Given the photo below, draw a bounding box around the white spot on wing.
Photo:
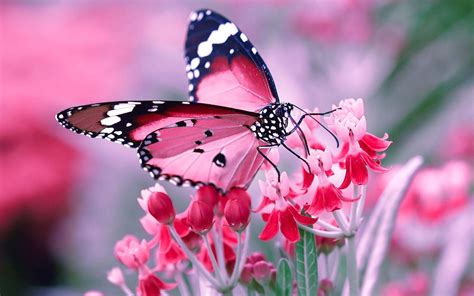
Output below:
[197,22,239,58]
[101,116,121,126]
[100,127,114,134]
[190,57,200,70]
[240,33,248,42]
[107,106,134,116]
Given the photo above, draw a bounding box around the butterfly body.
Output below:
[55,9,315,192]
[250,103,293,145]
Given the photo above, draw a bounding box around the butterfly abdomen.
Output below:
[250,103,293,145]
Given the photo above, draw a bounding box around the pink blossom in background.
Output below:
[381,272,430,296]
[0,3,143,235]
[291,0,375,44]
[0,5,140,119]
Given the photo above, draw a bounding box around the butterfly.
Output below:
[56,9,332,193]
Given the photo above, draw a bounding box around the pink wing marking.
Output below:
[138,118,270,192]
[195,55,275,112]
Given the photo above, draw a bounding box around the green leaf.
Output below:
[295,227,319,296]
[276,258,293,296]
[249,279,266,295]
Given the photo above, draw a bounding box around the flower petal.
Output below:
[349,154,369,185]
[279,209,300,242]
[287,205,318,225]
[258,209,280,241]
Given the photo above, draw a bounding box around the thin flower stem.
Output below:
[204,235,225,285]
[298,223,345,239]
[229,231,244,285]
[333,210,351,235]
[176,272,191,296]
[120,284,134,296]
[317,219,341,232]
[238,226,250,275]
[324,254,330,278]
[330,248,341,282]
[355,185,366,227]
[168,225,221,288]
[213,219,228,280]
[346,235,359,296]
[349,186,361,232]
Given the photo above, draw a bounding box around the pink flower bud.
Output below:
[253,261,273,282]
[187,200,214,234]
[147,192,175,224]
[196,185,219,208]
[318,279,334,295]
[107,267,125,286]
[114,235,150,269]
[239,263,253,285]
[224,189,251,232]
[248,252,266,264]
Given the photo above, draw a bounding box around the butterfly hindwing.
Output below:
[138,117,270,192]
[56,100,258,148]
[184,9,279,112]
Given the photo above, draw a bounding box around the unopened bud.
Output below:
[147,192,175,224]
[187,200,214,234]
[224,189,251,232]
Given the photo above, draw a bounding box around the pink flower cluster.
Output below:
[257,98,390,242]
[99,183,252,294]
[91,98,391,294]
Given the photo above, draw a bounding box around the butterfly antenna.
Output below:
[292,104,340,148]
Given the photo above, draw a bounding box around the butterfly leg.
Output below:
[289,114,310,156]
[281,142,311,173]
[257,144,281,182]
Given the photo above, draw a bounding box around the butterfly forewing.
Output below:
[56,100,258,148]
[184,9,279,112]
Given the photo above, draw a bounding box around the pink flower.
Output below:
[137,274,176,296]
[107,267,125,286]
[400,160,471,222]
[187,200,214,234]
[257,172,317,242]
[325,98,391,188]
[114,235,150,269]
[306,149,358,215]
[239,253,276,285]
[224,188,252,232]
[147,191,175,224]
[381,272,429,296]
